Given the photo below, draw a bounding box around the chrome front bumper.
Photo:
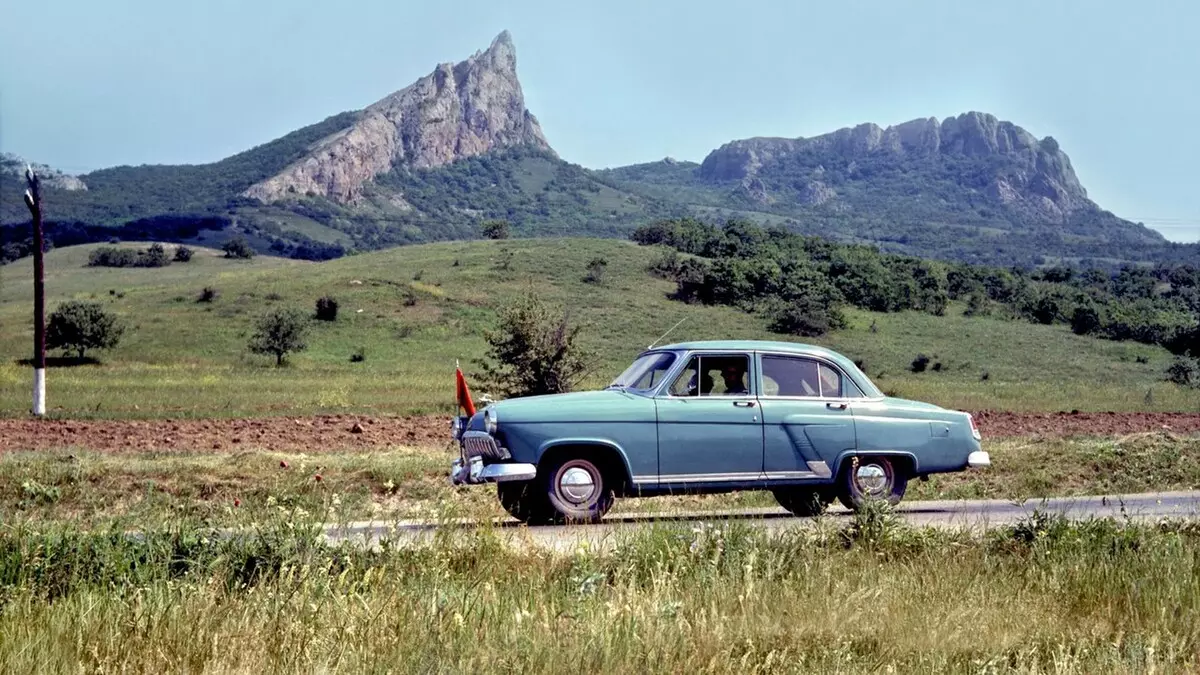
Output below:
[967,450,991,468]
[449,456,537,485]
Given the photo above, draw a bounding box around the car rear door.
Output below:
[755,352,857,480]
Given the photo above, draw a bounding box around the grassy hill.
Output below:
[0,237,1194,419]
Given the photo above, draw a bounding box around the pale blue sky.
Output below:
[2,0,1198,241]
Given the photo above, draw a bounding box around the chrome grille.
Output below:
[461,433,506,460]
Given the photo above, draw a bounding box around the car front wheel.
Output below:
[543,456,615,524]
[836,455,908,511]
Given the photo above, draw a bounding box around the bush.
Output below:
[247,308,310,366]
[315,296,338,321]
[767,295,847,337]
[350,347,365,363]
[46,300,125,359]
[87,244,171,268]
[1166,357,1200,388]
[480,220,510,240]
[475,293,598,398]
[222,236,255,259]
[198,287,218,303]
[911,354,930,373]
[583,257,607,284]
[174,246,194,262]
[1071,305,1102,335]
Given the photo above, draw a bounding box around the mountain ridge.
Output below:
[0,31,1188,268]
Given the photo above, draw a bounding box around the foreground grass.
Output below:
[4,432,1199,527]
[1,508,1199,672]
[2,238,1195,419]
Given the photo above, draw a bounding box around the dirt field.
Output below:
[1,410,1199,453]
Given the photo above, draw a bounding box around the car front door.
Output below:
[756,352,859,479]
[653,352,764,484]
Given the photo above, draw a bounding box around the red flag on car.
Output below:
[456,361,476,417]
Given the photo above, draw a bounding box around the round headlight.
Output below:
[484,407,498,434]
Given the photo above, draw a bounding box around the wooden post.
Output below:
[23,166,46,416]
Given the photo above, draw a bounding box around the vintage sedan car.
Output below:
[449,340,989,525]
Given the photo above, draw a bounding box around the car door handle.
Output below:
[733,400,756,407]
[826,402,848,410]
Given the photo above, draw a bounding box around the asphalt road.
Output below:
[324,490,1200,552]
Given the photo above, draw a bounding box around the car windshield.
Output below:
[607,351,678,391]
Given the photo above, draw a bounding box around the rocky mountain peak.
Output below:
[244,30,553,204]
[697,111,1092,223]
[0,153,88,191]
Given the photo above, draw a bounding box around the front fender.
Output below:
[537,438,635,484]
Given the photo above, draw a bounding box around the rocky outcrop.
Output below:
[244,31,553,204]
[0,153,88,191]
[697,112,1093,222]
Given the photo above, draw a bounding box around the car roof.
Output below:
[654,340,853,365]
[656,339,832,355]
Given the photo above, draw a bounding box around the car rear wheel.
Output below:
[772,488,832,517]
[543,456,615,524]
[836,455,908,511]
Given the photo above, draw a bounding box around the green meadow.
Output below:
[1,237,1195,419]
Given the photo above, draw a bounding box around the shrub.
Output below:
[222,236,255,259]
[583,257,607,284]
[198,287,218,303]
[767,295,847,337]
[350,347,365,363]
[141,243,170,268]
[911,354,930,373]
[647,247,680,279]
[174,246,194,262]
[315,296,338,322]
[1166,357,1200,388]
[480,219,510,240]
[46,300,125,359]
[1071,305,1101,335]
[475,293,598,398]
[247,308,310,366]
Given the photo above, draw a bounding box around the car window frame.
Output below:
[754,350,881,403]
[652,350,758,399]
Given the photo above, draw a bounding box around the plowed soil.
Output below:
[1,410,1199,454]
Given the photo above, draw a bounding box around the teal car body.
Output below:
[450,340,989,524]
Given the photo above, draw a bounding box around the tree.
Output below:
[174,245,194,262]
[475,293,598,398]
[480,219,511,240]
[223,236,255,259]
[46,301,125,359]
[247,308,309,366]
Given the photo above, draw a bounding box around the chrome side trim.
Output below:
[631,469,829,484]
[762,471,818,480]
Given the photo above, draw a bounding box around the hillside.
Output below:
[1,237,1196,419]
[3,33,1197,269]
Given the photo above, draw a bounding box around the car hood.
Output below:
[483,389,655,423]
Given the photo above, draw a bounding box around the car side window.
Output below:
[760,355,821,397]
[668,354,752,396]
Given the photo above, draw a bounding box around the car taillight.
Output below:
[968,414,981,440]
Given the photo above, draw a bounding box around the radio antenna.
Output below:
[648,317,687,349]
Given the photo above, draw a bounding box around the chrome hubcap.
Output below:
[855,464,888,495]
[559,467,596,503]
